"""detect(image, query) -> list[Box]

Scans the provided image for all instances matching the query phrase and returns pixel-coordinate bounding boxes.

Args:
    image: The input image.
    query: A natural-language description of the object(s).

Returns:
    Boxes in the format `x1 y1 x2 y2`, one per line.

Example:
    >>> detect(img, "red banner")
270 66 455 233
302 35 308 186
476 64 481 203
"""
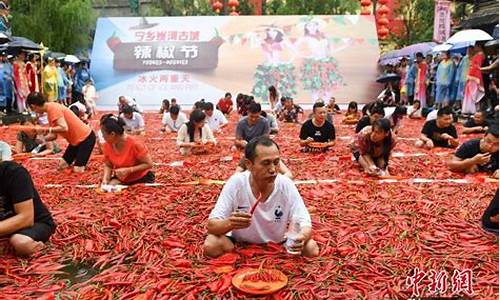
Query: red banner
433 0 451 43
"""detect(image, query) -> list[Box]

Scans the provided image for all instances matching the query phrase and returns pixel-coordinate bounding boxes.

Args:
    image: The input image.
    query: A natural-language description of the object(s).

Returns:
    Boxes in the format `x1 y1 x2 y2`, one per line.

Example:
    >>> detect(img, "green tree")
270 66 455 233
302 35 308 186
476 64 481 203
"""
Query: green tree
10 0 96 53
149 0 214 16
266 0 359 15
389 0 435 47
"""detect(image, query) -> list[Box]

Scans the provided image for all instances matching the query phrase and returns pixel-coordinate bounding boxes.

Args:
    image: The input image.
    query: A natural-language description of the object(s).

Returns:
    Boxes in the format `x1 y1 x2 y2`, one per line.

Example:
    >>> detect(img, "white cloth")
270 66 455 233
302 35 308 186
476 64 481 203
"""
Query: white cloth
426 109 438 121
69 102 87 114
162 112 187 132
208 171 312 244
0 141 12 161
176 123 216 155
206 109 228 132
407 105 422 118
120 112 145 131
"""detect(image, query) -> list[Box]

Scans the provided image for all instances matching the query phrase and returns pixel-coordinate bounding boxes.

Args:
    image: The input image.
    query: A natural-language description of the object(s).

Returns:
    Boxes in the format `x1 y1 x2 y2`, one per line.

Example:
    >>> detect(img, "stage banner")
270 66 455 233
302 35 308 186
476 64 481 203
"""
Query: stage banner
91 15 381 109
433 1 451 43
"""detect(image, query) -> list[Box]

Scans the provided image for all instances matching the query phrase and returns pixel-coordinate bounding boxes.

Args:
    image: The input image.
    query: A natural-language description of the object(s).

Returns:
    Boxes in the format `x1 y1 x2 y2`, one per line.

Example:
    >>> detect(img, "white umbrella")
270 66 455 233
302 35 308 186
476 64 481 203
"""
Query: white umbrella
446 29 493 44
432 43 453 52
64 54 80 63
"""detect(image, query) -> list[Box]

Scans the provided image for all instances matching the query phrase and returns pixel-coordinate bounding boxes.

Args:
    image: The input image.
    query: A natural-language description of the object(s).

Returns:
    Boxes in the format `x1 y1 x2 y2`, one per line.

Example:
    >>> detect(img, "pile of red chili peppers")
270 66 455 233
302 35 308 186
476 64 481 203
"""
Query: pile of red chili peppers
0 113 497 299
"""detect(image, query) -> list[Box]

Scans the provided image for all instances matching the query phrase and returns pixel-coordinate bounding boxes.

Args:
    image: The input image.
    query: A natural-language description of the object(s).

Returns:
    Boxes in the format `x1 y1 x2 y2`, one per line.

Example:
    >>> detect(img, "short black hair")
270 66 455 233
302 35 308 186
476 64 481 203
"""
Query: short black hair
169 105 180 115
204 102 214 111
416 52 424 59
313 101 325 113
370 105 385 117
70 105 80 116
100 114 126 135
27 92 46 107
122 105 134 115
248 102 262 114
194 101 205 110
437 106 453 117
487 123 499 138
225 92 231 98
245 136 280 163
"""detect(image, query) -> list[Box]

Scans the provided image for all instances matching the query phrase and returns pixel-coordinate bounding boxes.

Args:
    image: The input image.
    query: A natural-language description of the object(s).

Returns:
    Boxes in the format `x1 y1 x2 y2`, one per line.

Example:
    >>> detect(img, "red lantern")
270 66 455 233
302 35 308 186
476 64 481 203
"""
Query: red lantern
228 0 239 8
377 27 389 39
377 4 390 16
360 0 372 7
377 0 389 5
377 16 389 26
212 0 223 13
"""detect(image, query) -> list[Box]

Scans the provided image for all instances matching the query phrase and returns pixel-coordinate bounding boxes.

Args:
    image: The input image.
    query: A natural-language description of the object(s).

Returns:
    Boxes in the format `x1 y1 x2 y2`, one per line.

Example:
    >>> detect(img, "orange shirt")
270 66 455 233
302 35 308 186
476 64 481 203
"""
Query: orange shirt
46 102 91 146
103 136 150 183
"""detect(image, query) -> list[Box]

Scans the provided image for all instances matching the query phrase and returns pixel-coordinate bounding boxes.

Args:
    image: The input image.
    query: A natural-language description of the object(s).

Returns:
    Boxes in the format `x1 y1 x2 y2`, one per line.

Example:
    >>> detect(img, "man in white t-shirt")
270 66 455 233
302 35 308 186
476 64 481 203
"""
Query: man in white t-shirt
203 102 228 133
120 105 145 135
204 136 319 258
161 105 187 133
117 95 143 114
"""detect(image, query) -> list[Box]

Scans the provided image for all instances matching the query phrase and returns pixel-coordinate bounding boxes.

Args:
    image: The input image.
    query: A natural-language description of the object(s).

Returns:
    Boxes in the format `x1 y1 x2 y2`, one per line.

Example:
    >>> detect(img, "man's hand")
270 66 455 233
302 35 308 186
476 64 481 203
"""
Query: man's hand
473 153 491 166
492 169 499 179
305 137 314 144
425 139 434 149
114 167 131 180
441 133 453 140
229 211 251 230
289 233 306 253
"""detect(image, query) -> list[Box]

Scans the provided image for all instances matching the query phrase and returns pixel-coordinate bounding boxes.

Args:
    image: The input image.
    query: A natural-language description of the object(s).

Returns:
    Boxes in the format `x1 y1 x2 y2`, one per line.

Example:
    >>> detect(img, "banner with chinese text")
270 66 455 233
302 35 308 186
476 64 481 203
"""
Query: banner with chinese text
433 1 451 43
91 16 381 108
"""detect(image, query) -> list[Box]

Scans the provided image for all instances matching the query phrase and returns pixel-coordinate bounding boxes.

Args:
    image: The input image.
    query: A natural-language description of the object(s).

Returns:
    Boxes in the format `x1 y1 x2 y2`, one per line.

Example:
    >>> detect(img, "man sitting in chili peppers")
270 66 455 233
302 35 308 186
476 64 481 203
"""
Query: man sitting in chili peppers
204 136 319 258
447 125 499 178
299 102 336 152
0 161 56 256
415 106 459 149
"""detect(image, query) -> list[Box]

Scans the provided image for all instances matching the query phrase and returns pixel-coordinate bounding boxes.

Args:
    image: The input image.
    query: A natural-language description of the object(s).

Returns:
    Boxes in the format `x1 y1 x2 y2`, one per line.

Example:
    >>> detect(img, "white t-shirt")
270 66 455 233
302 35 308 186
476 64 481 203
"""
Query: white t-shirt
162 112 188 132
206 109 228 132
208 171 311 244
120 112 145 130
407 105 422 118
426 109 438 121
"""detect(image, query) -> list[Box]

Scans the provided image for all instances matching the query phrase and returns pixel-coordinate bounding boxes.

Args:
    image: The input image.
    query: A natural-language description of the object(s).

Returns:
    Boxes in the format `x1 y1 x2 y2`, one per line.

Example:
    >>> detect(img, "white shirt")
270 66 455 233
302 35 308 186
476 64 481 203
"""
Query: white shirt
69 102 87 114
208 171 312 244
162 112 187 132
120 112 145 131
407 105 422 118
206 109 228 132
176 123 216 155
426 109 438 121
0 141 12 161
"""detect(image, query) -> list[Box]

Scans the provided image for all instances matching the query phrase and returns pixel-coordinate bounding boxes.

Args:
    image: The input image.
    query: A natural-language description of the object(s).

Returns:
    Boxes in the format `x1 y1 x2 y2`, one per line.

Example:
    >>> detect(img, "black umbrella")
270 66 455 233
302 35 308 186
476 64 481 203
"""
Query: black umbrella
376 73 401 83
0 32 10 45
7 36 43 50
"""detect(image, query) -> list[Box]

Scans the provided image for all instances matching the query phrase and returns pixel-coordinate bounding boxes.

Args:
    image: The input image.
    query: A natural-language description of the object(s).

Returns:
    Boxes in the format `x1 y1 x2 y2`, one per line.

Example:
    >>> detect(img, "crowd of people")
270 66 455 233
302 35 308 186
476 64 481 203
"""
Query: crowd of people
0 51 95 115
383 43 498 119
0 68 498 258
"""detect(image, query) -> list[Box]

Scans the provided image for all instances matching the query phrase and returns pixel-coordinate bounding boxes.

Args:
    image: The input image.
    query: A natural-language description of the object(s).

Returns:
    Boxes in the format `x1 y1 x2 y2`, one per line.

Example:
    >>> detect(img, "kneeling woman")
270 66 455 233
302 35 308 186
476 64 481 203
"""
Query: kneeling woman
351 118 396 176
177 109 216 155
100 114 154 185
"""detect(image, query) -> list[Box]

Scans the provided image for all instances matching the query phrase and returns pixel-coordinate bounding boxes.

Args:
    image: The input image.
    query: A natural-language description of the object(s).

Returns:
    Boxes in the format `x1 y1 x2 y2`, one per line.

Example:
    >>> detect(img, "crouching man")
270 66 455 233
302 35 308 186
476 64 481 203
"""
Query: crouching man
204 137 319 258
0 161 56 256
